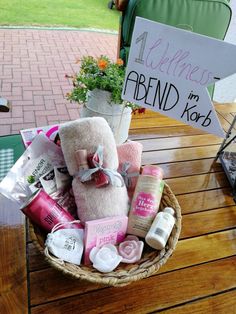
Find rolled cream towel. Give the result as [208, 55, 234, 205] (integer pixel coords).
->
[59, 117, 129, 223]
[117, 140, 143, 199]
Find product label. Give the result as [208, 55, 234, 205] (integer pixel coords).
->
[63, 236, 77, 251]
[96, 232, 117, 247]
[153, 213, 175, 242]
[42, 203, 62, 226]
[133, 192, 158, 217]
[26, 153, 52, 182]
[54, 166, 71, 190]
[39, 168, 57, 195]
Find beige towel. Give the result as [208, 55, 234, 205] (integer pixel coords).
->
[59, 117, 129, 223]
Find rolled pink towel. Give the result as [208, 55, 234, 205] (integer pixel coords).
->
[117, 140, 143, 199]
[59, 117, 129, 223]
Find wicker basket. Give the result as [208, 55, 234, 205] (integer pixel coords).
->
[29, 183, 182, 287]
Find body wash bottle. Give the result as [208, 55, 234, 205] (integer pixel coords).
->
[145, 207, 175, 250]
[127, 165, 164, 238]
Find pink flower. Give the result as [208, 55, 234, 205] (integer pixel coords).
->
[118, 235, 144, 264]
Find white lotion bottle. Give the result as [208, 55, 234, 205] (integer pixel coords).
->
[145, 207, 175, 250]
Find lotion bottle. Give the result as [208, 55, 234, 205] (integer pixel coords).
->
[127, 165, 164, 238]
[145, 207, 175, 250]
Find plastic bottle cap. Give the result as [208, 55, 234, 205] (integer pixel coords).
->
[164, 207, 175, 216]
[142, 165, 163, 179]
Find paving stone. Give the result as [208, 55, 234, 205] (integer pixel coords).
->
[12, 106, 23, 118]
[0, 29, 117, 135]
[23, 111, 35, 123]
[0, 124, 11, 136]
[36, 116, 48, 127]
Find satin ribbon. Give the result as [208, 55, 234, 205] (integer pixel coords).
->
[119, 162, 140, 188]
[74, 145, 124, 187]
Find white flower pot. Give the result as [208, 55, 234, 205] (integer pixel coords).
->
[80, 89, 132, 145]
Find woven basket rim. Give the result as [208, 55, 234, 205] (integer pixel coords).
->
[29, 182, 182, 286]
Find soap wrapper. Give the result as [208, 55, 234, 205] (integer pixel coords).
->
[45, 228, 84, 265]
[83, 216, 128, 265]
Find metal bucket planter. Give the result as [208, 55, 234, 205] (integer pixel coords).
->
[80, 89, 132, 145]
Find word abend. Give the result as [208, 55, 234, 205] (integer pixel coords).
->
[123, 71, 213, 130]
[123, 70, 179, 111]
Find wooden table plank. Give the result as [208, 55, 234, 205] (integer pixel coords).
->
[129, 125, 206, 139]
[31, 257, 236, 314]
[30, 267, 103, 306]
[140, 134, 221, 151]
[159, 159, 222, 179]
[158, 289, 236, 314]
[130, 114, 185, 129]
[215, 102, 236, 113]
[160, 229, 236, 273]
[177, 188, 235, 214]
[28, 243, 50, 272]
[0, 195, 28, 314]
[142, 145, 220, 164]
[181, 206, 236, 238]
[166, 172, 230, 195]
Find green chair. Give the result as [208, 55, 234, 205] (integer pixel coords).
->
[118, 0, 232, 98]
[0, 135, 24, 181]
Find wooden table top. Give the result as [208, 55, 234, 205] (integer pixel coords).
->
[1, 103, 236, 313]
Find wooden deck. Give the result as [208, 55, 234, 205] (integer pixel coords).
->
[1, 103, 236, 313]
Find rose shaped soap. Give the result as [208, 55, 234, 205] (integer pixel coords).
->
[118, 235, 144, 263]
[89, 244, 122, 273]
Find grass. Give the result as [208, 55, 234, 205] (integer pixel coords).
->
[0, 0, 120, 31]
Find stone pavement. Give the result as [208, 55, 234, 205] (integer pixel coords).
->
[0, 29, 118, 136]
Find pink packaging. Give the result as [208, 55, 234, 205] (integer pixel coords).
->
[20, 124, 60, 147]
[83, 216, 128, 265]
[117, 141, 143, 200]
[20, 189, 83, 232]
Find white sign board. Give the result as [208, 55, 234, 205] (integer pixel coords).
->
[122, 17, 236, 137]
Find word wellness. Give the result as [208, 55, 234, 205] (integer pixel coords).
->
[144, 37, 213, 86]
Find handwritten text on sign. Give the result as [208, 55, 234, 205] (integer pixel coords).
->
[122, 18, 236, 137]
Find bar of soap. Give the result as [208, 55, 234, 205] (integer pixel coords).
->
[89, 244, 122, 273]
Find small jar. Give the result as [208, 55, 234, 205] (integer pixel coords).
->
[145, 207, 175, 250]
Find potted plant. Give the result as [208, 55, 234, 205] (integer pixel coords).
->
[66, 55, 141, 144]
